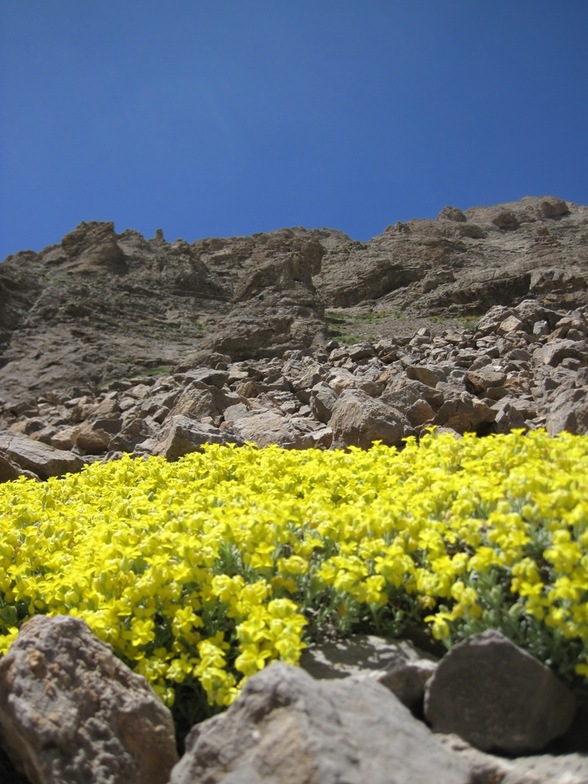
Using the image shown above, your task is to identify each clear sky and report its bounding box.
[1,1,587,260]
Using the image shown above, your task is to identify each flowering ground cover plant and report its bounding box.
[0,429,587,731]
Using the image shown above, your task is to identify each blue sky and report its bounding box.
[1,1,587,260]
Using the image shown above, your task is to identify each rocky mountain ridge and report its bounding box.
[1,195,587,402]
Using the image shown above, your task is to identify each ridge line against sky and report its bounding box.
[1,0,587,260]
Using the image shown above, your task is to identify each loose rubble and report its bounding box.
[0,299,586,479]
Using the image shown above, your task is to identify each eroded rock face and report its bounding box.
[1,196,587,401]
[0,615,178,784]
[319,196,588,313]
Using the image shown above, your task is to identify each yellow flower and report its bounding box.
[235,644,272,677]
[127,618,155,647]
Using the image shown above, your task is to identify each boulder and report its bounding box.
[431,392,495,434]
[403,399,435,428]
[176,367,229,388]
[169,662,472,784]
[169,384,236,421]
[0,615,178,784]
[424,630,576,754]
[300,634,437,710]
[73,420,118,454]
[492,210,520,231]
[309,381,338,424]
[152,415,234,460]
[47,426,78,451]
[492,398,536,433]
[227,408,316,448]
[475,306,516,336]
[383,378,444,411]
[0,453,37,483]
[497,314,526,336]
[0,433,83,480]
[110,416,157,452]
[539,339,588,368]
[465,367,507,395]
[545,387,588,435]
[329,389,413,449]
[406,364,445,387]
[437,206,467,222]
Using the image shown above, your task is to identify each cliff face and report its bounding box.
[0,195,586,401]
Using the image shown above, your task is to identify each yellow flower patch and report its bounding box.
[0,429,586,717]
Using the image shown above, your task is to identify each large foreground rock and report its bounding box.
[424,630,576,754]
[170,661,472,784]
[0,615,178,784]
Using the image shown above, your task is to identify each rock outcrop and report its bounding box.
[1,196,587,401]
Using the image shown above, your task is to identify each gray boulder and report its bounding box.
[539,339,588,368]
[424,630,576,754]
[151,415,235,460]
[300,634,437,710]
[170,662,472,784]
[309,381,338,424]
[431,391,495,433]
[227,407,318,448]
[545,387,588,435]
[0,615,178,784]
[330,389,413,449]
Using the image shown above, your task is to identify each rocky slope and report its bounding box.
[0,195,586,403]
[0,195,586,480]
[0,197,587,782]
[0,296,587,484]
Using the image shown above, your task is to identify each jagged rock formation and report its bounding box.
[318,196,588,313]
[1,196,587,402]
